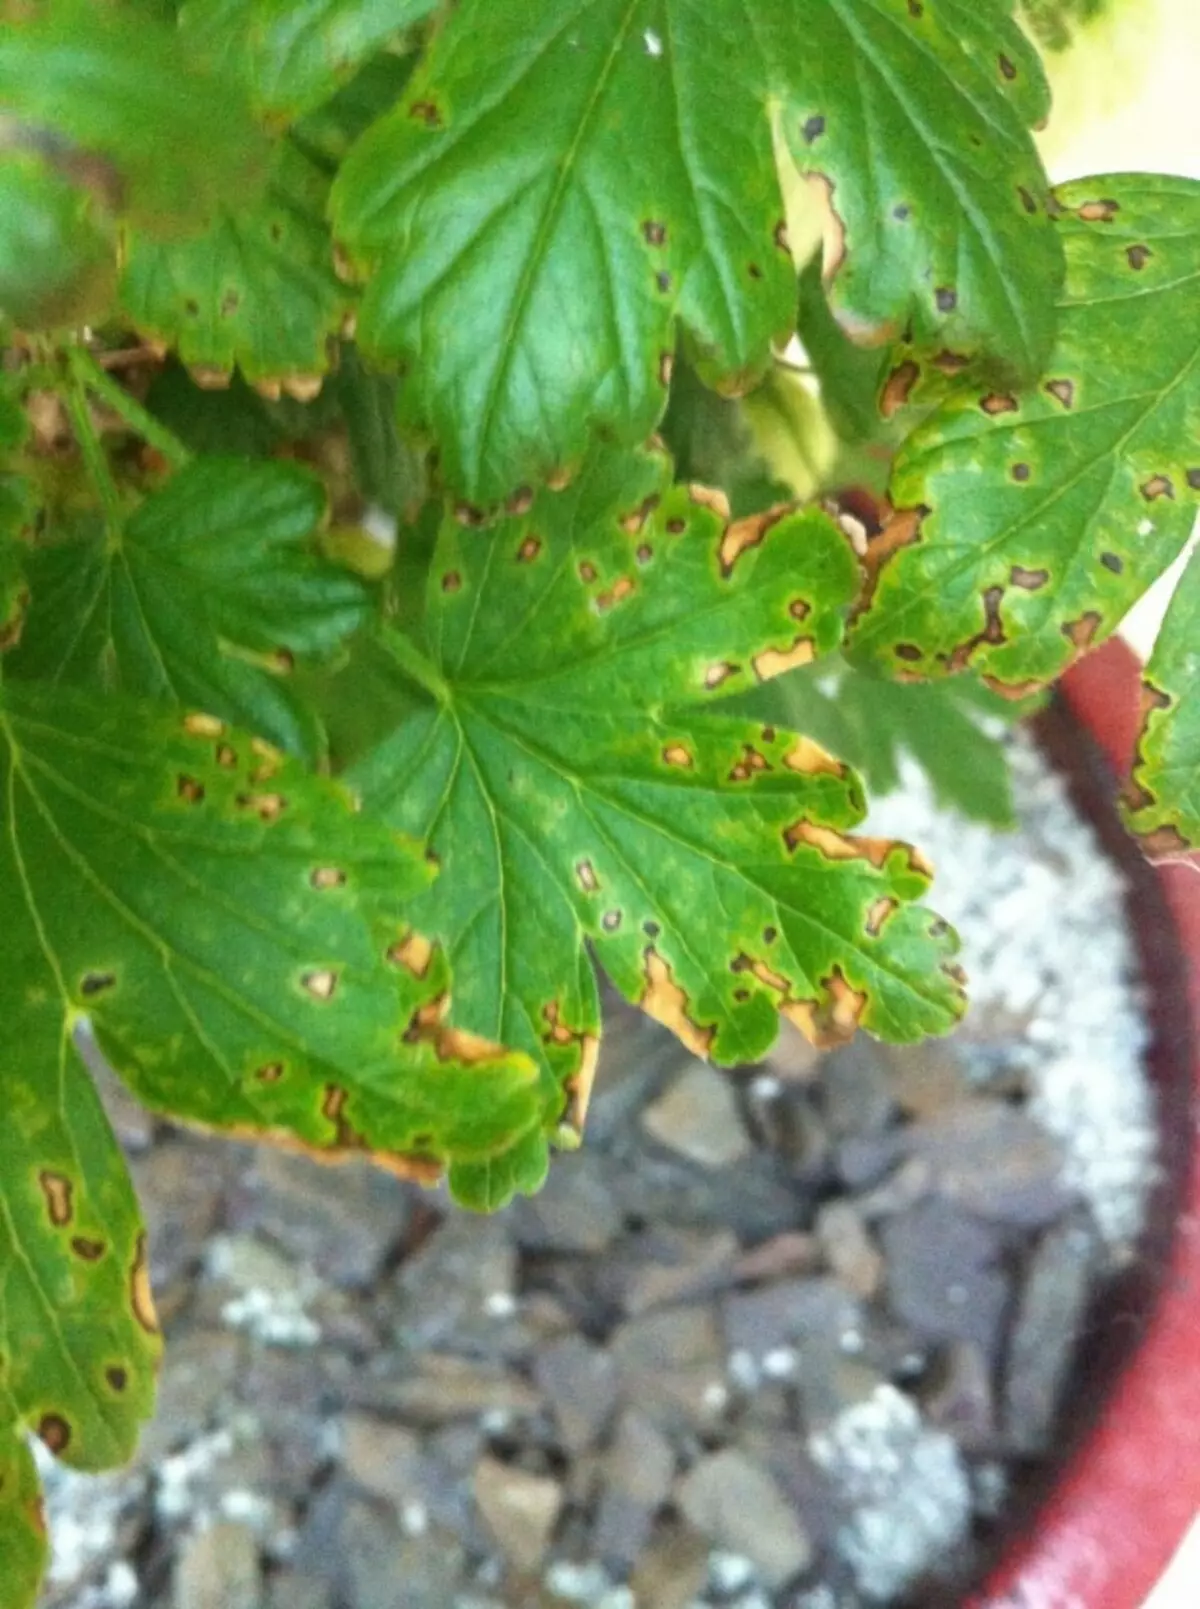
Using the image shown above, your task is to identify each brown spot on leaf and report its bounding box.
[215,742,237,768]
[893,203,911,220]
[71,1237,105,1262]
[441,570,463,592]
[602,909,622,932]
[784,967,868,1047]
[454,502,485,527]
[619,495,660,536]
[945,585,1005,673]
[1045,378,1075,409]
[387,932,433,978]
[998,53,1017,79]
[37,1415,71,1455]
[935,286,957,313]
[80,971,116,998]
[595,576,635,612]
[729,746,771,783]
[1010,565,1049,590]
[311,866,346,890]
[1061,612,1103,651]
[907,0,923,14]
[802,115,826,143]
[38,1171,73,1227]
[774,219,790,253]
[983,675,1045,700]
[636,543,653,564]
[932,349,969,375]
[852,506,926,622]
[656,269,673,293]
[732,952,791,994]
[105,1366,128,1393]
[561,1034,600,1140]
[1017,186,1038,215]
[410,99,442,127]
[1101,552,1123,574]
[576,859,599,893]
[256,1061,284,1083]
[688,484,732,520]
[895,643,923,662]
[236,791,286,822]
[177,774,205,804]
[1141,474,1175,501]
[753,638,816,680]
[1078,197,1120,222]
[704,661,739,690]
[1187,469,1200,491]
[980,391,1019,416]
[663,743,693,768]
[718,509,782,575]
[790,599,811,621]
[781,737,845,778]
[302,968,338,1001]
[1127,244,1152,271]
[130,1234,159,1334]
[747,262,763,280]
[865,897,898,937]
[1011,463,1031,482]
[506,486,534,517]
[578,561,598,584]
[640,949,714,1058]
[643,220,667,246]
[881,360,920,420]
[658,350,674,387]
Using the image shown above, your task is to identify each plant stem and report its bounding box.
[67,346,191,470]
[63,376,124,551]
[384,628,450,704]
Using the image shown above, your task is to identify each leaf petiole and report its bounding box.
[66,345,191,471]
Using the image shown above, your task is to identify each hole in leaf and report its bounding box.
[105,1366,128,1393]
[80,970,116,997]
[602,910,622,932]
[302,969,339,1001]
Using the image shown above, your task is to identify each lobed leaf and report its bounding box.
[1123,547,1200,861]
[181,0,439,125]
[6,456,372,761]
[848,175,1200,694]
[330,0,1062,505]
[351,448,965,1140]
[0,1434,46,1609]
[120,139,353,396]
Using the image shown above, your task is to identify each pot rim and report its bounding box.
[971,636,1200,1609]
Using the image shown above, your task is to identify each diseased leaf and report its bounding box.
[449,1124,552,1214]
[0,1433,46,1609]
[0,679,544,1189]
[181,0,438,125]
[848,175,1200,694]
[121,139,352,395]
[6,457,372,759]
[331,0,1061,504]
[1124,547,1200,860]
[0,153,117,331]
[350,448,965,1135]
[0,0,269,232]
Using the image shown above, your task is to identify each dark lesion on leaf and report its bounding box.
[658,351,674,387]
[662,742,694,768]
[943,584,1005,673]
[80,970,117,998]
[717,508,785,577]
[895,643,923,662]
[595,576,636,612]
[130,1233,160,1335]
[70,1236,106,1262]
[235,791,287,822]
[36,1414,71,1455]
[1186,468,1200,491]
[932,349,969,375]
[215,742,238,769]
[1077,198,1121,222]
[980,392,1019,416]
[934,286,957,313]
[602,909,622,932]
[881,359,919,420]
[1011,463,1031,482]
[442,570,463,591]
[703,660,740,690]
[1127,244,1153,271]
[642,220,667,246]
[1141,475,1175,501]
[387,931,434,977]
[578,560,598,583]
[1010,565,1049,590]
[409,99,443,128]
[774,220,790,253]
[1045,378,1075,409]
[255,1061,285,1083]
[619,494,660,535]
[311,866,347,889]
[105,1365,128,1394]
[1100,552,1124,574]
[37,1170,73,1227]
[998,53,1017,80]
[802,115,825,143]
[516,537,542,563]
[575,858,600,893]
[640,948,715,1058]
[505,486,534,517]
[1061,611,1103,651]
[177,774,205,804]
[865,896,898,938]
[1017,186,1039,215]
[728,745,772,782]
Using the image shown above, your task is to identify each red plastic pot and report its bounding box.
[970,637,1200,1609]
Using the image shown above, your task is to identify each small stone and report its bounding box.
[722,1277,860,1367]
[816,1202,884,1299]
[762,1018,823,1082]
[136,1331,241,1465]
[903,1104,1072,1228]
[390,1214,518,1353]
[340,1498,465,1609]
[351,1353,542,1427]
[920,1341,996,1452]
[733,1231,822,1285]
[628,1519,711,1609]
[610,1304,726,1431]
[818,1041,897,1139]
[641,1063,753,1168]
[1004,1214,1099,1453]
[267,1572,334,1609]
[592,1409,675,1572]
[880,1041,970,1119]
[676,1449,813,1587]
[339,1416,423,1509]
[507,1149,623,1253]
[174,1521,262,1609]
[129,1138,240,1316]
[77,1030,156,1150]
[744,1083,831,1183]
[473,1455,563,1573]
[620,1228,738,1315]
[534,1335,618,1454]
[879,1199,1012,1358]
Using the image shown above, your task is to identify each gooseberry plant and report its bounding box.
[1,0,1198,1596]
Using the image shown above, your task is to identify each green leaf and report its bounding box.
[0,1434,46,1609]
[7,457,372,759]
[350,448,965,1139]
[739,659,1023,827]
[331,0,1061,505]
[848,175,1200,693]
[0,153,117,331]
[449,1124,552,1214]
[120,138,352,394]
[1124,548,1200,860]
[795,256,891,447]
[0,0,270,232]
[181,0,439,125]
[333,343,427,516]
[0,678,544,1188]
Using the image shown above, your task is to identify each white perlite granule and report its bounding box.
[867,728,1158,1256]
[810,1384,973,1603]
